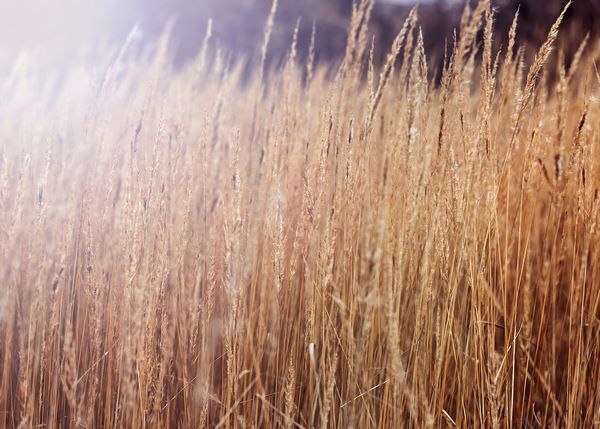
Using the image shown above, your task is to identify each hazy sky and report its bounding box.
[0,0,446,74]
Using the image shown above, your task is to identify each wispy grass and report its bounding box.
[1,1,600,427]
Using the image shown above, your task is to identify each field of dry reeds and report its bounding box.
[1,0,600,427]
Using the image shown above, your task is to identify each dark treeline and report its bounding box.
[2,0,597,74]
[137,0,598,71]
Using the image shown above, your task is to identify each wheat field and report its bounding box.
[1,1,600,427]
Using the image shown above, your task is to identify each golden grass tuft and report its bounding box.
[1,0,600,427]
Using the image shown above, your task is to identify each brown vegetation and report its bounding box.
[1,0,600,427]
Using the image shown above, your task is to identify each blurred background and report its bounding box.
[0,0,598,75]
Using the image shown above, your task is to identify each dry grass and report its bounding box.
[2,1,600,427]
